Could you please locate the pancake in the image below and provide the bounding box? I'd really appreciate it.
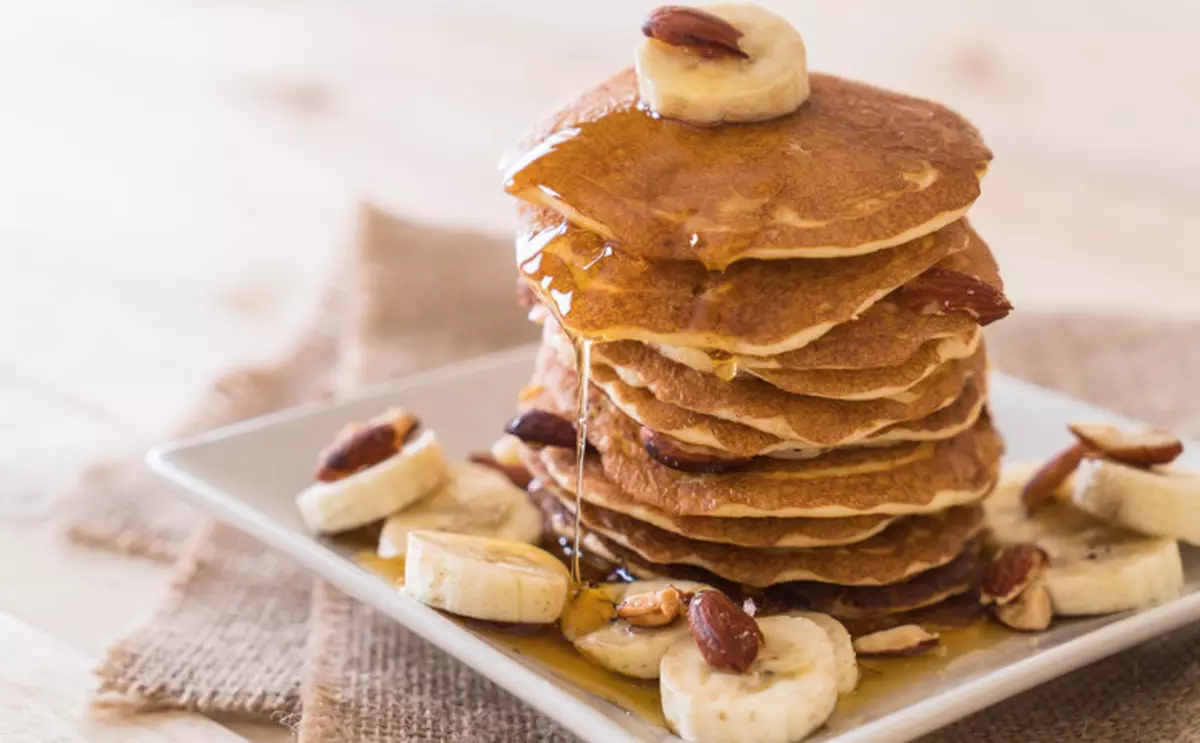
[534,485,983,588]
[764,540,985,620]
[519,204,985,355]
[534,494,985,620]
[532,339,989,457]
[589,340,985,446]
[522,443,898,548]
[538,307,981,401]
[655,300,981,373]
[745,331,981,399]
[588,393,1004,518]
[503,69,992,268]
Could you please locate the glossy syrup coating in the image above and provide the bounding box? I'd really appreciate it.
[504,70,992,268]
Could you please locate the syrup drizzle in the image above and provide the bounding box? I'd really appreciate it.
[570,335,593,583]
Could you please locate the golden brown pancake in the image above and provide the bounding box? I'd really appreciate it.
[655,300,981,373]
[589,341,985,445]
[503,70,992,268]
[534,485,983,588]
[765,540,985,620]
[745,332,980,399]
[530,339,988,457]
[537,306,981,401]
[532,494,985,620]
[519,204,984,354]
[522,443,898,548]
[588,393,1004,518]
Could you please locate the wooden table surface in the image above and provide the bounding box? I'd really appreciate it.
[1,0,1197,739]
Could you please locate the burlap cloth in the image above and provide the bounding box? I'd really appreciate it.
[60,203,1200,742]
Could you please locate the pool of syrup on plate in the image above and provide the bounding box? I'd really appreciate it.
[354,550,1011,731]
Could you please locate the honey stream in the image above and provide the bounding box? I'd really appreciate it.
[570,335,593,583]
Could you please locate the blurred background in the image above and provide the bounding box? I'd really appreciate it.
[2,0,1198,502]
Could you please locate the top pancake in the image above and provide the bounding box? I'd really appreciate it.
[503,69,992,268]
[520,205,998,356]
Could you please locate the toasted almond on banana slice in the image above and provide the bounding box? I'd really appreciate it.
[378,461,542,558]
[660,615,839,743]
[787,612,858,693]
[403,531,571,624]
[992,582,1053,632]
[636,4,809,126]
[987,466,1184,616]
[1020,443,1086,512]
[1073,458,1200,546]
[1068,423,1183,466]
[296,429,449,534]
[852,625,940,657]
[569,580,709,679]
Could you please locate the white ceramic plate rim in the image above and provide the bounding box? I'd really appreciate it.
[148,343,1200,743]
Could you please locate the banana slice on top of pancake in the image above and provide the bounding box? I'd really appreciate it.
[637,4,809,126]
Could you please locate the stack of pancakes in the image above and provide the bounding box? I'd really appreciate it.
[502,69,1010,625]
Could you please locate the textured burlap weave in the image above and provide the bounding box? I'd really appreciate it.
[93,522,312,720]
[61,203,1200,742]
[297,582,574,742]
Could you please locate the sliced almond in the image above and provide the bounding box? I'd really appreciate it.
[981,543,1048,605]
[641,5,749,60]
[1068,423,1184,467]
[315,408,419,482]
[616,586,687,628]
[1021,443,1086,512]
[852,624,940,657]
[896,268,1013,326]
[687,590,763,672]
[504,410,578,449]
[640,427,753,474]
[992,582,1053,632]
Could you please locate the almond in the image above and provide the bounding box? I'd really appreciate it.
[617,586,687,628]
[504,410,579,449]
[467,453,534,489]
[687,590,763,672]
[981,543,1048,605]
[315,409,419,482]
[1020,443,1086,511]
[896,268,1013,327]
[641,5,749,60]
[852,624,940,657]
[1068,423,1184,467]
[992,581,1053,632]
[640,427,753,474]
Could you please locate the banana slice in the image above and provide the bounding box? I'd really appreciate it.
[572,579,709,680]
[660,615,839,743]
[490,434,525,468]
[636,4,809,126]
[296,429,449,534]
[1073,458,1200,546]
[987,465,1184,616]
[787,612,858,694]
[404,531,571,624]
[378,461,542,558]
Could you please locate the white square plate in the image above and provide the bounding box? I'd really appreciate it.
[149,344,1200,743]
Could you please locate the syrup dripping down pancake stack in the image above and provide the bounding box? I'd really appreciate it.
[500,14,1011,624]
